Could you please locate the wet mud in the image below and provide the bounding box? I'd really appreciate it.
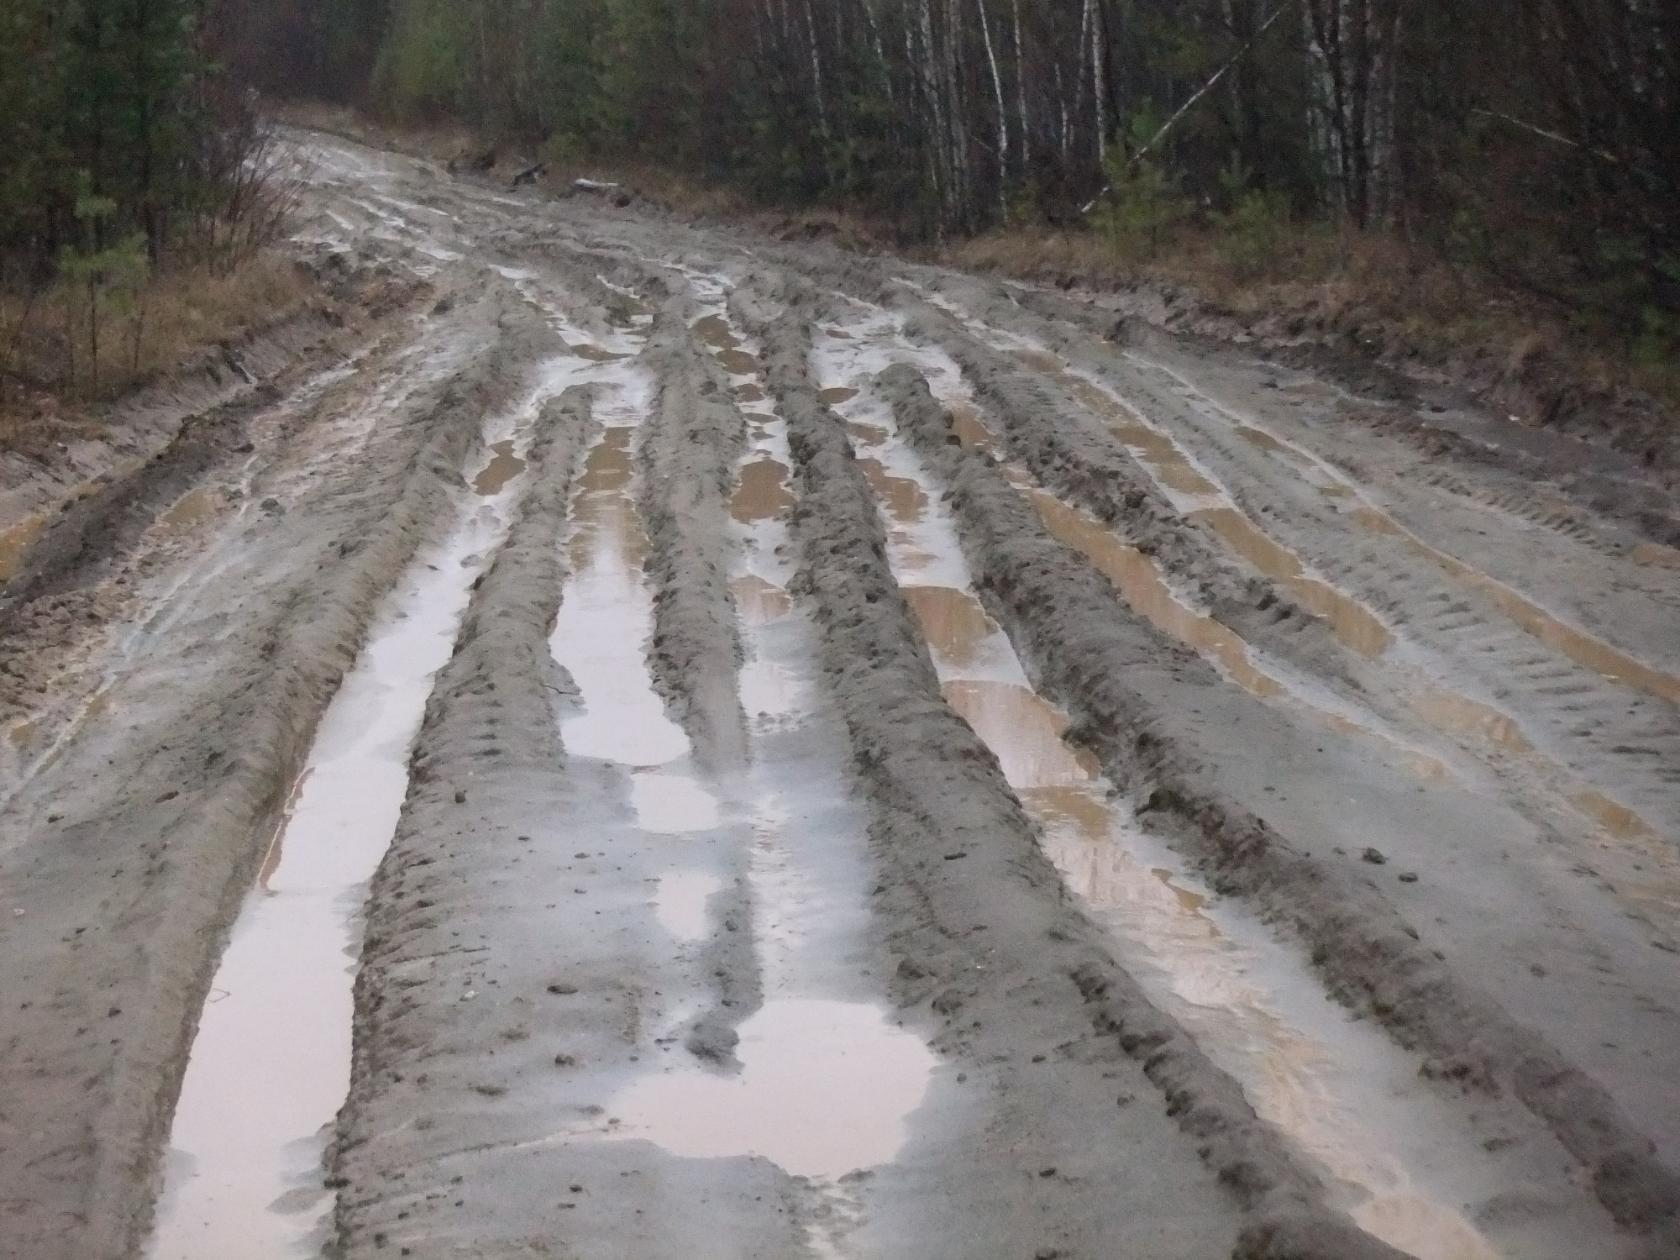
[3,127,1678,1260]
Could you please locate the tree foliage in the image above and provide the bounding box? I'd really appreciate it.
[214,1,1680,333]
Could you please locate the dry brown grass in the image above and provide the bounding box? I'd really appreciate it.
[946,223,1680,415]
[1,251,316,456]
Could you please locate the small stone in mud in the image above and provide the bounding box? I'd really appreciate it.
[1398,871,1419,883]
[1361,847,1388,865]
[454,789,467,804]
[547,982,578,995]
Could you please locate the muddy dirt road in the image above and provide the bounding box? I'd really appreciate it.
[2,130,1678,1260]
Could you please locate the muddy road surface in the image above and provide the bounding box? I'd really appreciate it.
[2,130,1678,1260]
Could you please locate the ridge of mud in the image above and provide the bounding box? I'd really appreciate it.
[0,295,548,1260]
[636,298,750,769]
[999,278,1680,544]
[905,303,1356,690]
[0,253,421,537]
[750,289,1405,1260]
[879,361,1680,1246]
[330,389,597,1255]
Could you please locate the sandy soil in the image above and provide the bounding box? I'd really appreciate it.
[1,129,1677,1260]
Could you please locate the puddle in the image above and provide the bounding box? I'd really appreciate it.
[1010,350,1393,658]
[731,574,793,625]
[605,1000,934,1178]
[472,440,527,496]
[655,871,726,942]
[1192,507,1392,657]
[904,586,1012,671]
[818,386,859,406]
[148,459,522,1260]
[552,422,707,778]
[1025,488,1283,699]
[566,341,629,363]
[731,457,795,524]
[156,487,226,536]
[693,314,739,351]
[817,333,1529,1259]
[631,771,723,834]
[1409,688,1534,754]
[1631,542,1680,569]
[858,457,928,525]
[942,680,1100,782]
[571,309,935,1250]
[716,348,760,377]
[0,513,48,581]
[1353,507,1680,703]
[846,420,890,448]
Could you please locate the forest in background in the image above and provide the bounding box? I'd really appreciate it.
[1,1,1675,403]
[0,0,301,401]
[236,0,1679,366]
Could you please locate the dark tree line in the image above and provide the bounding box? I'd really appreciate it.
[0,0,279,280]
[180,1,1680,336]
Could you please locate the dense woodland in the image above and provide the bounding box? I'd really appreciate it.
[233,0,1679,351]
[1,1,1676,371]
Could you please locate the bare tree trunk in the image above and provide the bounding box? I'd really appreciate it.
[976,0,1009,214]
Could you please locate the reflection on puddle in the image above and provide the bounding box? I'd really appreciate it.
[473,440,527,496]
[826,341,1507,1260]
[0,513,48,581]
[731,457,795,524]
[731,574,792,625]
[603,999,935,1179]
[632,771,722,834]
[942,680,1099,783]
[552,424,716,824]
[905,586,1007,671]
[1351,506,1680,704]
[149,482,514,1260]
[655,871,725,942]
[740,657,804,724]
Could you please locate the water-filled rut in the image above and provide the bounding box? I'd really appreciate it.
[813,320,1623,1260]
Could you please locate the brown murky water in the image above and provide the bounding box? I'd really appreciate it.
[473,440,527,496]
[905,587,1008,671]
[568,428,646,573]
[566,341,629,363]
[1191,507,1393,657]
[1351,506,1680,705]
[717,348,760,376]
[1016,354,1393,658]
[858,457,928,525]
[156,488,225,536]
[1026,490,1284,699]
[0,513,48,581]
[1409,688,1534,754]
[731,457,796,524]
[693,314,739,351]
[1631,542,1680,569]
[818,386,859,406]
[824,361,1511,1260]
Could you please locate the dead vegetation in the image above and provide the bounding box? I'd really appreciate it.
[948,221,1680,439]
[0,254,318,459]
